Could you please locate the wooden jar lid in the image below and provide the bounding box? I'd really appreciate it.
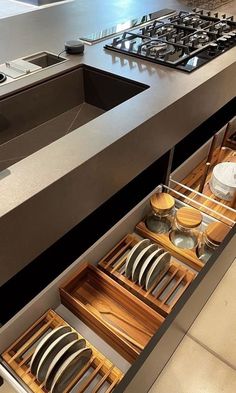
[206,222,230,245]
[176,207,202,228]
[150,193,175,213]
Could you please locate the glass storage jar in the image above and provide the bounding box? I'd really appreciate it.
[146,192,175,234]
[170,206,202,249]
[197,221,230,263]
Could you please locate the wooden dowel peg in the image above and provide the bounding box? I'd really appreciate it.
[198,162,211,193]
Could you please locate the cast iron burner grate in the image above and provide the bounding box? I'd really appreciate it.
[104,9,236,72]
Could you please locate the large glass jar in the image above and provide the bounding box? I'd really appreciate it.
[197,221,230,263]
[170,206,202,249]
[146,192,175,234]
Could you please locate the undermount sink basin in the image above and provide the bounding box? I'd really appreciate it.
[15,0,66,6]
[0,65,148,171]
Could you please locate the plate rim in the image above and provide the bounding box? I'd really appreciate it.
[125,238,150,278]
[138,247,164,286]
[145,251,171,291]
[36,331,79,382]
[44,338,86,390]
[30,325,71,374]
[131,243,158,282]
[50,347,92,393]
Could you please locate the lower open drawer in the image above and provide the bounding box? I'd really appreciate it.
[0,183,235,393]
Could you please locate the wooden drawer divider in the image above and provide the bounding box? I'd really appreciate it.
[98,234,196,317]
[1,309,123,393]
[171,146,236,225]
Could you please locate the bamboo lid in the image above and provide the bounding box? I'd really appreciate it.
[176,207,202,228]
[150,193,175,213]
[206,222,230,245]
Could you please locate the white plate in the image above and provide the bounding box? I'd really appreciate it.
[131,243,159,282]
[50,347,92,393]
[36,331,81,383]
[145,251,171,291]
[30,326,71,376]
[44,339,86,391]
[125,239,150,278]
[138,247,164,287]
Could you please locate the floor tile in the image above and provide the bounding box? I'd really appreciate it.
[149,335,236,393]
[0,381,16,393]
[189,258,236,369]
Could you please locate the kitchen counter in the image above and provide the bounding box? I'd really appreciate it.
[0,0,235,285]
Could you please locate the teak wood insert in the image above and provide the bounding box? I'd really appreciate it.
[173,147,236,225]
[60,263,164,363]
[136,221,204,271]
[98,234,196,317]
[2,309,123,393]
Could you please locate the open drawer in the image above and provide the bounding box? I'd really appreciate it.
[0,182,235,393]
[170,117,236,227]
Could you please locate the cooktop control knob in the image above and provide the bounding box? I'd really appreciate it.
[217,37,227,48]
[208,43,218,55]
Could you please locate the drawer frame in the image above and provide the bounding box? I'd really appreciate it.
[0,185,235,393]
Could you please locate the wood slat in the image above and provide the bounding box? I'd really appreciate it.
[98,234,196,317]
[136,221,203,271]
[2,309,123,393]
[173,146,236,225]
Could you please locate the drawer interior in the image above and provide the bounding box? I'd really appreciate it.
[170,116,236,227]
[1,181,232,393]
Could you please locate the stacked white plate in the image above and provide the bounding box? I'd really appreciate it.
[30,325,92,393]
[125,239,171,290]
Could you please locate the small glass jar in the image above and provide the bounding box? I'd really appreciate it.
[170,206,202,249]
[197,221,230,263]
[146,192,175,234]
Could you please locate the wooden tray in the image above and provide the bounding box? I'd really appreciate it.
[98,234,196,317]
[2,309,123,393]
[172,147,236,226]
[136,221,204,272]
[60,264,164,363]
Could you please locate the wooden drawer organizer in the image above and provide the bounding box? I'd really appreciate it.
[136,220,204,272]
[98,234,196,317]
[60,264,164,363]
[170,146,236,226]
[1,309,123,393]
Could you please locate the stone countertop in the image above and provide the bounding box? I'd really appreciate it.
[0,0,235,284]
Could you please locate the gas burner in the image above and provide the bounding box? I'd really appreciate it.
[145,42,175,59]
[182,15,202,27]
[214,21,231,34]
[105,9,236,72]
[190,31,210,45]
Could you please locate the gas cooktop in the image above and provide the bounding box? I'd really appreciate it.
[104,9,236,72]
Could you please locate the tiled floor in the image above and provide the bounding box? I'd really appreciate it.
[150,257,236,393]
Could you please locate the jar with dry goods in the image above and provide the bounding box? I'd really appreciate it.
[146,192,175,234]
[170,206,202,249]
[197,221,230,263]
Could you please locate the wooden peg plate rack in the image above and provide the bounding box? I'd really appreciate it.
[98,234,196,317]
[136,221,204,272]
[171,146,236,226]
[1,309,123,393]
[60,263,164,363]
